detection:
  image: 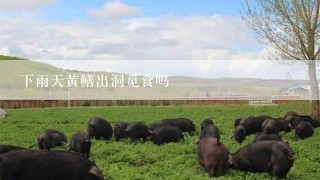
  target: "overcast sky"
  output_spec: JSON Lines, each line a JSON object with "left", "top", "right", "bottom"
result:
{"left": 0, "top": 0, "right": 313, "bottom": 80}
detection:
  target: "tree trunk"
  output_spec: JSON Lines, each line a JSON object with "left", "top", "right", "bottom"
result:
{"left": 308, "top": 60, "right": 320, "bottom": 119}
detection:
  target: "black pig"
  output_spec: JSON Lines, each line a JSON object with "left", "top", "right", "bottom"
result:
{"left": 0, "top": 149, "right": 104, "bottom": 180}
{"left": 295, "top": 121, "right": 314, "bottom": 140}
{"left": 125, "top": 122, "right": 151, "bottom": 142}
{"left": 262, "top": 118, "right": 291, "bottom": 134}
{"left": 151, "top": 125, "right": 184, "bottom": 145}
{"left": 253, "top": 133, "right": 284, "bottom": 143}
{"left": 234, "top": 117, "right": 244, "bottom": 127}
{"left": 0, "top": 145, "right": 26, "bottom": 154}
{"left": 285, "top": 115, "right": 320, "bottom": 128}
{"left": 201, "top": 119, "right": 214, "bottom": 131}
{"left": 88, "top": 117, "right": 113, "bottom": 140}
{"left": 160, "top": 118, "right": 196, "bottom": 133}
{"left": 200, "top": 124, "right": 220, "bottom": 140}
{"left": 70, "top": 131, "right": 91, "bottom": 158}
{"left": 233, "top": 125, "right": 246, "bottom": 144}
{"left": 197, "top": 137, "right": 230, "bottom": 177}
{"left": 229, "top": 141, "right": 294, "bottom": 178}
{"left": 240, "top": 115, "right": 271, "bottom": 135}
{"left": 114, "top": 122, "right": 130, "bottom": 141}
{"left": 37, "top": 129, "right": 67, "bottom": 150}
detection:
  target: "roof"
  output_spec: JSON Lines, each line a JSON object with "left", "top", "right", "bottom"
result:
{"left": 287, "top": 84, "right": 320, "bottom": 92}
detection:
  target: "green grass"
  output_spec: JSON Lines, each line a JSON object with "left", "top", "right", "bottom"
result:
{"left": 1, "top": 104, "right": 320, "bottom": 179}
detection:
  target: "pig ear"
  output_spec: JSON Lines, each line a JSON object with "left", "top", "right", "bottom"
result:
{"left": 214, "top": 138, "right": 220, "bottom": 145}
{"left": 89, "top": 166, "right": 103, "bottom": 178}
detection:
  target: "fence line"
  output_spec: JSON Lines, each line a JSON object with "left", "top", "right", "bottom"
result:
{"left": 0, "top": 96, "right": 303, "bottom": 109}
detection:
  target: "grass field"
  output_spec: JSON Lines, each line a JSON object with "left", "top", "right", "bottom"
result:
{"left": 1, "top": 104, "right": 320, "bottom": 180}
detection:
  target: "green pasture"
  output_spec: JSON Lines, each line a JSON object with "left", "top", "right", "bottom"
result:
{"left": 1, "top": 104, "right": 319, "bottom": 179}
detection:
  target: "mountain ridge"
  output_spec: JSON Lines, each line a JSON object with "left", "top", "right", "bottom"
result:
{"left": 0, "top": 56, "right": 308, "bottom": 99}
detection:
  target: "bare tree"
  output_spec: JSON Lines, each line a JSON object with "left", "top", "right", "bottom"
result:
{"left": 243, "top": 0, "right": 320, "bottom": 119}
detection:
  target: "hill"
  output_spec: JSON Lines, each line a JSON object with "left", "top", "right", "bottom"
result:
{"left": 0, "top": 55, "right": 26, "bottom": 60}
{"left": 0, "top": 59, "right": 307, "bottom": 100}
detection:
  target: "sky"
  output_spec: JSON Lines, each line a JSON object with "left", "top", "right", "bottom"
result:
{"left": 0, "top": 0, "right": 312, "bottom": 80}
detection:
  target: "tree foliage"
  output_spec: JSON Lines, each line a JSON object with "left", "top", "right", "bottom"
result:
{"left": 243, "top": 0, "right": 320, "bottom": 61}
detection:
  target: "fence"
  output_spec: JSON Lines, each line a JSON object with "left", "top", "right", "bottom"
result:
{"left": 0, "top": 96, "right": 304, "bottom": 109}
{"left": 0, "top": 97, "right": 249, "bottom": 109}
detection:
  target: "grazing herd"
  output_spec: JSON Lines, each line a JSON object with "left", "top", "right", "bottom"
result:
{"left": 0, "top": 111, "right": 319, "bottom": 179}
{"left": 197, "top": 111, "right": 319, "bottom": 178}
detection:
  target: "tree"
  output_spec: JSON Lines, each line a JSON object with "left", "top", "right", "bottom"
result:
{"left": 242, "top": 0, "right": 320, "bottom": 119}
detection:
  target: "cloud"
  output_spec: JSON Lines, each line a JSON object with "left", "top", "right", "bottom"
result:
{"left": 0, "top": 3, "right": 309, "bottom": 80}
{"left": 192, "top": 49, "right": 230, "bottom": 60}
{"left": 0, "top": 14, "right": 264, "bottom": 61}
{"left": 0, "top": 47, "right": 10, "bottom": 55}
{"left": 0, "top": 0, "right": 55, "bottom": 11}
{"left": 86, "top": 1, "right": 141, "bottom": 19}
{"left": 228, "top": 59, "right": 270, "bottom": 75}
